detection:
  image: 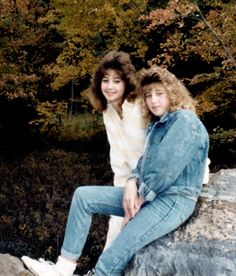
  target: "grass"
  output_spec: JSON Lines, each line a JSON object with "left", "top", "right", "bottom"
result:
{"left": 59, "top": 112, "right": 104, "bottom": 141}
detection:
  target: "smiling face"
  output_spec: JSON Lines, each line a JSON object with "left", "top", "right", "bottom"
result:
{"left": 101, "top": 69, "right": 126, "bottom": 109}
{"left": 144, "top": 82, "right": 170, "bottom": 117}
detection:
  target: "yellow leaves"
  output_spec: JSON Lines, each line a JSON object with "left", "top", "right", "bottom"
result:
{"left": 157, "top": 31, "right": 186, "bottom": 65}
{"left": 29, "top": 100, "right": 68, "bottom": 136}
{"left": 0, "top": 0, "right": 30, "bottom": 16}
{"left": 189, "top": 72, "right": 221, "bottom": 86}
{"left": 193, "top": 70, "right": 236, "bottom": 121}
{"left": 55, "top": 42, "right": 78, "bottom": 66}
{"left": 1, "top": 72, "right": 38, "bottom": 100}
{"left": 42, "top": 0, "right": 149, "bottom": 91}
{"left": 134, "top": 41, "right": 148, "bottom": 58}
{"left": 46, "top": 64, "right": 79, "bottom": 91}
{"left": 46, "top": 50, "right": 98, "bottom": 91}
{"left": 37, "top": 9, "right": 62, "bottom": 26}
{"left": 119, "top": 0, "right": 129, "bottom": 4}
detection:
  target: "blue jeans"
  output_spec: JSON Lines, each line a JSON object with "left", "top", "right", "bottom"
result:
{"left": 61, "top": 186, "right": 196, "bottom": 276}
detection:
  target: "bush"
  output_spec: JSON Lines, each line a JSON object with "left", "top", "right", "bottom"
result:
{"left": 209, "top": 127, "right": 236, "bottom": 172}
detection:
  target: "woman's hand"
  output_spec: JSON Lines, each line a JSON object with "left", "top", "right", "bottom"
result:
{"left": 123, "top": 178, "right": 138, "bottom": 218}
{"left": 122, "top": 178, "right": 144, "bottom": 227}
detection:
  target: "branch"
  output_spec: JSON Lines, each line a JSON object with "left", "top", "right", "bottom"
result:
{"left": 194, "top": 0, "right": 236, "bottom": 69}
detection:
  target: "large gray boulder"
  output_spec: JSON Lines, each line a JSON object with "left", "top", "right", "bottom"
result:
{"left": 125, "top": 169, "right": 236, "bottom": 276}
{"left": 0, "top": 253, "right": 33, "bottom": 276}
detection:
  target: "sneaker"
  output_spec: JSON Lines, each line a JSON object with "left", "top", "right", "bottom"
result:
{"left": 21, "top": 256, "right": 60, "bottom": 276}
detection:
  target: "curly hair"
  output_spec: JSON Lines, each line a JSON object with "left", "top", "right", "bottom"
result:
{"left": 137, "top": 66, "right": 196, "bottom": 123}
{"left": 88, "top": 50, "right": 137, "bottom": 112}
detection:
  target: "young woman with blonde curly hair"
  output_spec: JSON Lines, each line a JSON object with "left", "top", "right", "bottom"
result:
{"left": 21, "top": 65, "right": 209, "bottom": 276}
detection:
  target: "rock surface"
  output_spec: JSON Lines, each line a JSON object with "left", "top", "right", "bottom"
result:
{"left": 125, "top": 169, "right": 236, "bottom": 276}
{"left": 0, "top": 253, "right": 33, "bottom": 276}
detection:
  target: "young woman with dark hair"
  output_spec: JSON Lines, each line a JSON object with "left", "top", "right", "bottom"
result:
{"left": 88, "top": 50, "right": 146, "bottom": 249}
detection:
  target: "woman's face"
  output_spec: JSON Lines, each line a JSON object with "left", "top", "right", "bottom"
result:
{"left": 101, "top": 69, "right": 125, "bottom": 108}
{"left": 144, "top": 82, "right": 170, "bottom": 117}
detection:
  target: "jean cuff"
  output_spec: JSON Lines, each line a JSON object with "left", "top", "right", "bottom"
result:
{"left": 138, "top": 182, "right": 156, "bottom": 201}
{"left": 61, "top": 247, "right": 80, "bottom": 260}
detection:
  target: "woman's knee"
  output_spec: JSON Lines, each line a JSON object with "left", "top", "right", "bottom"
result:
{"left": 71, "top": 186, "right": 89, "bottom": 210}
{"left": 73, "top": 186, "right": 84, "bottom": 200}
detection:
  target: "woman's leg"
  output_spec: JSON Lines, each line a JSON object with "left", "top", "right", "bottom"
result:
{"left": 103, "top": 216, "right": 123, "bottom": 250}
{"left": 61, "top": 185, "right": 125, "bottom": 260}
{"left": 103, "top": 179, "right": 126, "bottom": 251}
{"left": 21, "top": 185, "right": 125, "bottom": 276}
{"left": 94, "top": 195, "right": 196, "bottom": 276}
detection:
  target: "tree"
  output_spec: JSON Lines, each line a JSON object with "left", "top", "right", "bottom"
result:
{"left": 0, "top": 0, "right": 65, "bottom": 147}
{"left": 139, "top": 0, "right": 236, "bottom": 167}
{"left": 41, "top": 0, "right": 149, "bottom": 91}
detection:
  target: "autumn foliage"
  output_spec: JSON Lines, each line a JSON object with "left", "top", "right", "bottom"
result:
{"left": 0, "top": 0, "right": 235, "bottom": 272}
{"left": 0, "top": 0, "right": 235, "bottom": 167}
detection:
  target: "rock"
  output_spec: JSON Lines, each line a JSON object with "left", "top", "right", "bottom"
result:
{"left": 125, "top": 169, "right": 236, "bottom": 276}
{"left": 0, "top": 253, "right": 33, "bottom": 276}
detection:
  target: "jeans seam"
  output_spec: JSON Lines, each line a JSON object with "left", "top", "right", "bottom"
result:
{"left": 180, "top": 197, "right": 187, "bottom": 223}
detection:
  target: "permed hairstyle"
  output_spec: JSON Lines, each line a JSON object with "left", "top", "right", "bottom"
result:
{"left": 138, "top": 66, "right": 196, "bottom": 123}
{"left": 88, "top": 50, "right": 137, "bottom": 112}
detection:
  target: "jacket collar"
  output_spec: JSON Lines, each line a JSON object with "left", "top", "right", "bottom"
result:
{"left": 158, "top": 111, "right": 170, "bottom": 123}
{"left": 147, "top": 112, "right": 170, "bottom": 135}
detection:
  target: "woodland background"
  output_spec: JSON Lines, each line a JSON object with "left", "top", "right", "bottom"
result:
{"left": 0, "top": 0, "right": 235, "bottom": 274}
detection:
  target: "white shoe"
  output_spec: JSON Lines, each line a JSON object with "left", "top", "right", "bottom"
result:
{"left": 21, "top": 256, "right": 61, "bottom": 276}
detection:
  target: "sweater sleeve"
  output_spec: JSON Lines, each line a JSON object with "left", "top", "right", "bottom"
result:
{"left": 103, "top": 111, "right": 130, "bottom": 185}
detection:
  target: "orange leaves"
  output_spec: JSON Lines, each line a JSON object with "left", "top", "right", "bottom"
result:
{"left": 140, "top": 0, "right": 197, "bottom": 31}
{"left": 140, "top": 9, "right": 175, "bottom": 30}
{"left": 142, "top": 0, "right": 235, "bottom": 70}
{"left": 196, "top": 94, "right": 216, "bottom": 116}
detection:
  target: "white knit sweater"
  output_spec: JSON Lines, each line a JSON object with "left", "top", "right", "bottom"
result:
{"left": 103, "top": 98, "right": 146, "bottom": 187}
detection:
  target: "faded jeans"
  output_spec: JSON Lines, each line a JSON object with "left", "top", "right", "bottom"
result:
{"left": 61, "top": 186, "right": 196, "bottom": 276}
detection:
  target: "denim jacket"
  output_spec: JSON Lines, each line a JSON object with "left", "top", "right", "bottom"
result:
{"left": 129, "top": 110, "right": 209, "bottom": 202}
